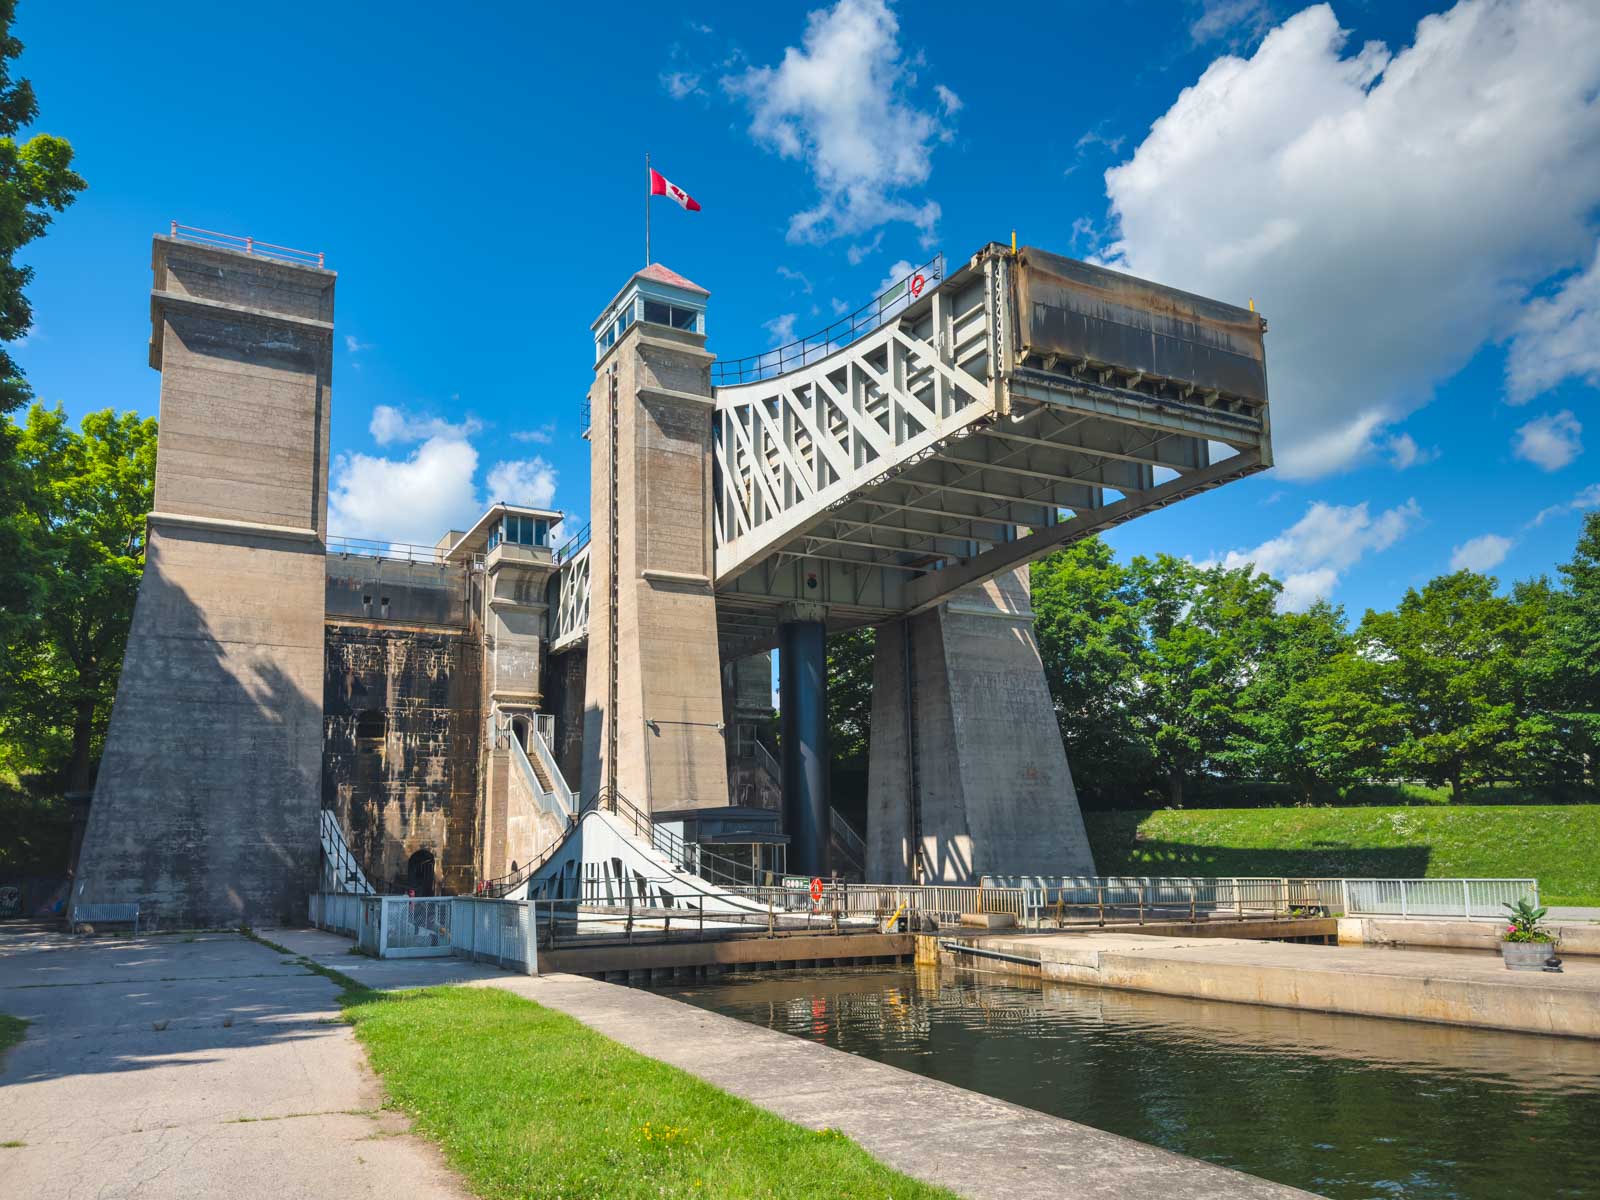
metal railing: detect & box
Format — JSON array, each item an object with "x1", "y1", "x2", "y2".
[
  {"x1": 348, "y1": 894, "x2": 536, "y2": 973},
  {"x1": 555, "y1": 522, "x2": 591, "y2": 565},
  {"x1": 712, "y1": 254, "x2": 945, "y2": 386},
  {"x1": 326, "y1": 535, "x2": 454, "y2": 565},
  {"x1": 169, "y1": 221, "x2": 326, "y2": 268},
  {"x1": 319, "y1": 809, "x2": 375, "y2": 895},
  {"x1": 1342, "y1": 878, "x2": 1538, "y2": 921}
]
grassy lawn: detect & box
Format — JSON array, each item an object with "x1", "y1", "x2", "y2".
[
  {"x1": 344, "y1": 985, "x2": 954, "y2": 1200},
  {"x1": 1084, "y1": 804, "x2": 1600, "y2": 907},
  {"x1": 0, "y1": 1013, "x2": 26, "y2": 1064}
]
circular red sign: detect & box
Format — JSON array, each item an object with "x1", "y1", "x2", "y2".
[
  {"x1": 810, "y1": 877, "x2": 825, "y2": 902},
  {"x1": 909, "y1": 273, "x2": 926, "y2": 297}
]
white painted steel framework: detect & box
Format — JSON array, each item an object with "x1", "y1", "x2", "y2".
[{"x1": 550, "y1": 243, "x2": 1271, "y2": 655}]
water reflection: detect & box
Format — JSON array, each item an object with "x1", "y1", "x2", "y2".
[{"x1": 657, "y1": 965, "x2": 1600, "y2": 1200}]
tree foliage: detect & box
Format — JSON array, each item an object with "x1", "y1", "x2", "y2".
[
  {"x1": 1028, "y1": 520, "x2": 1600, "y2": 808},
  {"x1": 0, "y1": 0, "x2": 86, "y2": 661},
  {"x1": 0, "y1": 404, "x2": 155, "y2": 790}
]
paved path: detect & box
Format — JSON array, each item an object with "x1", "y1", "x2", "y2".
[{"x1": 0, "y1": 927, "x2": 469, "y2": 1200}]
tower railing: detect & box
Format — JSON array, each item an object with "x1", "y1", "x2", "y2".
[
  {"x1": 712, "y1": 254, "x2": 944, "y2": 386},
  {"x1": 167, "y1": 221, "x2": 326, "y2": 268}
]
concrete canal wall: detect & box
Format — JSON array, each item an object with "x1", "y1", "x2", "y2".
[{"x1": 933, "y1": 931, "x2": 1600, "y2": 1039}]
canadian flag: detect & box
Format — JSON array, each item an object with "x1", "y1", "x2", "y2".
[{"x1": 648, "y1": 166, "x2": 701, "y2": 212}]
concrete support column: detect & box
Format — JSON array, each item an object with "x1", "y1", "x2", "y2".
[
  {"x1": 865, "y1": 567, "x2": 1095, "y2": 883},
  {"x1": 779, "y1": 608, "x2": 829, "y2": 878}
]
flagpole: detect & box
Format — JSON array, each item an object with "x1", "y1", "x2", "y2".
[{"x1": 645, "y1": 152, "x2": 651, "y2": 266}]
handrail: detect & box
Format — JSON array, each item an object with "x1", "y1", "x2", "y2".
[
  {"x1": 168, "y1": 221, "x2": 326, "y2": 268},
  {"x1": 712, "y1": 254, "x2": 945, "y2": 387},
  {"x1": 508, "y1": 734, "x2": 571, "y2": 825},
  {"x1": 752, "y1": 739, "x2": 782, "y2": 785},
  {"x1": 554, "y1": 522, "x2": 591, "y2": 565},
  {"x1": 327, "y1": 534, "x2": 452, "y2": 564},
  {"x1": 829, "y1": 808, "x2": 867, "y2": 859},
  {"x1": 527, "y1": 725, "x2": 575, "y2": 816},
  {"x1": 319, "y1": 809, "x2": 376, "y2": 895},
  {"x1": 594, "y1": 786, "x2": 762, "y2": 887}
]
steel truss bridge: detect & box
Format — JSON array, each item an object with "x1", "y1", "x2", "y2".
[{"x1": 549, "y1": 242, "x2": 1271, "y2": 656}]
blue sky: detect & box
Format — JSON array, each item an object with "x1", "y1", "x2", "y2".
[{"x1": 12, "y1": 0, "x2": 1600, "y2": 618}]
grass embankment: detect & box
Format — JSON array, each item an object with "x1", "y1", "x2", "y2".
[
  {"x1": 344, "y1": 985, "x2": 953, "y2": 1200},
  {"x1": 1083, "y1": 805, "x2": 1600, "y2": 906},
  {"x1": 0, "y1": 1013, "x2": 26, "y2": 1061}
]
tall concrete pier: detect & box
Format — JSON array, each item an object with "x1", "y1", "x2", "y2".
[
  {"x1": 72, "y1": 235, "x2": 335, "y2": 927},
  {"x1": 865, "y1": 568, "x2": 1095, "y2": 882},
  {"x1": 580, "y1": 264, "x2": 731, "y2": 816}
]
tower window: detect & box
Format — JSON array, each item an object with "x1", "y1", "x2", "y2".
[{"x1": 355, "y1": 709, "x2": 386, "y2": 747}]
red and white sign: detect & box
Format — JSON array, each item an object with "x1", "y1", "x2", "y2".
[{"x1": 648, "y1": 167, "x2": 701, "y2": 212}]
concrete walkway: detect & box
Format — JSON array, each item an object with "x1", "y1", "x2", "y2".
[{"x1": 0, "y1": 926, "x2": 470, "y2": 1200}]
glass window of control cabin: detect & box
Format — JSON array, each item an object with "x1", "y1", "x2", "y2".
[{"x1": 642, "y1": 299, "x2": 698, "y2": 332}]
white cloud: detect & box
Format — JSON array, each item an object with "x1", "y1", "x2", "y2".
[
  {"x1": 829, "y1": 296, "x2": 850, "y2": 317},
  {"x1": 877, "y1": 259, "x2": 917, "y2": 293},
  {"x1": 846, "y1": 231, "x2": 884, "y2": 266},
  {"x1": 1189, "y1": 0, "x2": 1275, "y2": 45},
  {"x1": 484, "y1": 457, "x2": 558, "y2": 510},
  {"x1": 1208, "y1": 497, "x2": 1422, "y2": 611},
  {"x1": 1513, "y1": 410, "x2": 1583, "y2": 471},
  {"x1": 1384, "y1": 432, "x2": 1439, "y2": 470},
  {"x1": 777, "y1": 265, "x2": 814, "y2": 294},
  {"x1": 1100, "y1": 1, "x2": 1600, "y2": 479},
  {"x1": 661, "y1": 70, "x2": 704, "y2": 100},
  {"x1": 1531, "y1": 481, "x2": 1600, "y2": 527},
  {"x1": 368, "y1": 404, "x2": 483, "y2": 446},
  {"x1": 1507, "y1": 243, "x2": 1600, "y2": 402},
  {"x1": 1450, "y1": 532, "x2": 1514, "y2": 572},
  {"x1": 723, "y1": 0, "x2": 952, "y2": 245},
  {"x1": 344, "y1": 334, "x2": 373, "y2": 353},
  {"x1": 329, "y1": 437, "x2": 481, "y2": 547},
  {"x1": 933, "y1": 83, "x2": 962, "y2": 114},
  {"x1": 764, "y1": 313, "x2": 798, "y2": 345},
  {"x1": 512, "y1": 422, "x2": 556, "y2": 445}
]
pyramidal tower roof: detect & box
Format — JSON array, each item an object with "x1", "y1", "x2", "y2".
[{"x1": 635, "y1": 262, "x2": 709, "y2": 295}]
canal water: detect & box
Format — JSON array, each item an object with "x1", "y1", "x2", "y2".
[{"x1": 654, "y1": 964, "x2": 1600, "y2": 1200}]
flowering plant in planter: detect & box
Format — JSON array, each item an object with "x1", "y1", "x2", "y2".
[
  {"x1": 1501, "y1": 898, "x2": 1556, "y2": 943},
  {"x1": 1500, "y1": 898, "x2": 1562, "y2": 972}
]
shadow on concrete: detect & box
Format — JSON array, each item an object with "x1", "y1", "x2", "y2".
[
  {"x1": 0, "y1": 930, "x2": 346, "y2": 1089},
  {"x1": 72, "y1": 529, "x2": 324, "y2": 929}
]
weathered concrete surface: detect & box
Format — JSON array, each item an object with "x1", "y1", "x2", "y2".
[
  {"x1": 867, "y1": 567, "x2": 1095, "y2": 883},
  {"x1": 1339, "y1": 916, "x2": 1600, "y2": 957},
  {"x1": 940, "y1": 931, "x2": 1600, "y2": 1038},
  {"x1": 73, "y1": 237, "x2": 335, "y2": 929},
  {"x1": 582, "y1": 270, "x2": 729, "y2": 815},
  {"x1": 323, "y1": 622, "x2": 482, "y2": 893},
  {"x1": 0, "y1": 929, "x2": 469, "y2": 1200},
  {"x1": 478, "y1": 971, "x2": 1315, "y2": 1199},
  {"x1": 540, "y1": 929, "x2": 910, "y2": 976}
]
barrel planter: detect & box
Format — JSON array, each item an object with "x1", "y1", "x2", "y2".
[{"x1": 1501, "y1": 940, "x2": 1559, "y2": 971}]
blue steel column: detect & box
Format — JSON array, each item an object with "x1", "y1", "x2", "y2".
[{"x1": 779, "y1": 617, "x2": 830, "y2": 878}]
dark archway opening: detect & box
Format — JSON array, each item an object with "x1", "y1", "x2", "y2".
[{"x1": 407, "y1": 848, "x2": 436, "y2": 896}]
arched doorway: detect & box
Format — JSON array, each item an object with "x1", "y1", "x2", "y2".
[
  {"x1": 407, "y1": 848, "x2": 436, "y2": 896},
  {"x1": 510, "y1": 713, "x2": 532, "y2": 751}
]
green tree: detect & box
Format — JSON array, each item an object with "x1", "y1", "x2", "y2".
[
  {"x1": 1546, "y1": 513, "x2": 1600, "y2": 780},
  {"x1": 0, "y1": 0, "x2": 87, "y2": 654},
  {"x1": 1357, "y1": 571, "x2": 1542, "y2": 800},
  {"x1": 1031, "y1": 538, "x2": 1149, "y2": 803},
  {"x1": 1226, "y1": 600, "x2": 1355, "y2": 802},
  {"x1": 826, "y1": 626, "x2": 876, "y2": 766},
  {"x1": 1126, "y1": 554, "x2": 1281, "y2": 806},
  {"x1": 0, "y1": 404, "x2": 155, "y2": 791}
]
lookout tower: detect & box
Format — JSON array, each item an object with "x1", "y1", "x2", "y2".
[{"x1": 580, "y1": 264, "x2": 731, "y2": 821}]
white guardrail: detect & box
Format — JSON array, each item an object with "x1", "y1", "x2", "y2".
[{"x1": 309, "y1": 893, "x2": 537, "y2": 974}]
